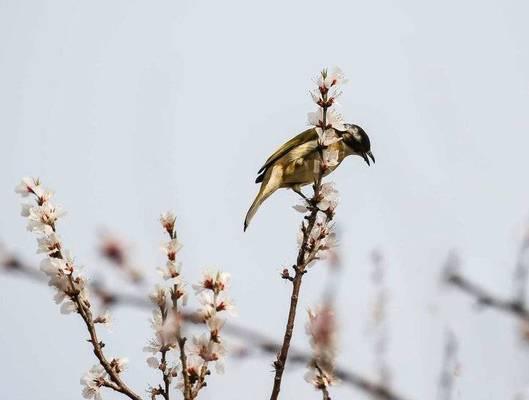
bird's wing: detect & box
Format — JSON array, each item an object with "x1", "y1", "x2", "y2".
[{"x1": 257, "y1": 128, "x2": 319, "y2": 174}]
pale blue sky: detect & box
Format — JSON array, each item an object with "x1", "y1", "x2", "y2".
[{"x1": 1, "y1": 1, "x2": 529, "y2": 399}]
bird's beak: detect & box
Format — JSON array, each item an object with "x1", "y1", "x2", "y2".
[
  {"x1": 367, "y1": 151, "x2": 375, "y2": 164},
  {"x1": 362, "y1": 153, "x2": 370, "y2": 166}
]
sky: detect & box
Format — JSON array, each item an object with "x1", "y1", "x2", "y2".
[{"x1": 1, "y1": 0, "x2": 529, "y2": 399}]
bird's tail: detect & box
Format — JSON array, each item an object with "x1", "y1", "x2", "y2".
[{"x1": 243, "y1": 185, "x2": 277, "y2": 232}]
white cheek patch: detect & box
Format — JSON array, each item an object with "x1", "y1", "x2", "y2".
[{"x1": 350, "y1": 126, "x2": 361, "y2": 141}]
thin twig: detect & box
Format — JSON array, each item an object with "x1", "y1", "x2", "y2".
[
  {"x1": 269, "y1": 68, "x2": 335, "y2": 400},
  {"x1": 159, "y1": 302, "x2": 171, "y2": 400},
  {"x1": 165, "y1": 225, "x2": 192, "y2": 400},
  {"x1": 436, "y1": 330, "x2": 458, "y2": 400},
  {"x1": 177, "y1": 337, "x2": 192, "y2": 400},
  {"x1": 56, "y1": 248, "x2": 141, "y2": 400},
  {"x1": 445, "y1": 270, "x2": 529, "y2": 323},
  {"x1": 270, "y1": 185, "x2": 326, "y2": 400}
]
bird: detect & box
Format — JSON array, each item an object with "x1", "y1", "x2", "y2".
[{"x1": 243, "y1": 123, "x2": 374, "y2": 231}]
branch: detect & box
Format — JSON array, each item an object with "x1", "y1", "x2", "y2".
[
  {"x1": 0, "y1": 254, "x2": 410, "y2": 400},
  {"x1": 444, "y1": 268, "x2": 529, "y2": 323},
  {"x1": 11, "y1": 179, "x2": 142, "y2": 400},
  {"x1": 436, "y1": 330, "x2": 458, "y2": 400},
  {"x1": 270, "y1": 67, "x2": 339, "y2": 400},
  {"x1": 271, "y1": 199, "x2": 325, "y2": 400}
]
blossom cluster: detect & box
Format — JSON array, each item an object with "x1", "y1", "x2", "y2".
[
  {"x1": 304, "y1": 304, "x2": 338, "y2": 392},
  {"x1": 308, "y1": 67, "x2": 348, "y2": 169},
  {"x1": 192, "y1": 270, "x2": 233, "y2": 372},
  {"x1": 145, "y1": 212, "x2": 233, "y2": 399},
  {"x1": 15, "y1": 177, "x2": 87, "y2": 314},
  {"x1": 15, "y1": 177, "x2": 127, "y2": 400},
  {"x1": 81, "y1": 359, "x2": 128, "y2": 400},
  {"x1": 294, "y1": 182, "x2": 339, "y2": 266}
]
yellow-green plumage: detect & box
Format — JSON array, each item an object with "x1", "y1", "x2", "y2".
[{"x1": 244, "y1": 128, "x2": 354, "y2": 231}]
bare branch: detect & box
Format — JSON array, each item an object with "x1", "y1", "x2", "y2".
[
  {"x1": 436, "y1": 329, "x2": 458, "y2": 400},
  {"x1": 443, "y1": 254, "x2": 529, "y2": 323}
]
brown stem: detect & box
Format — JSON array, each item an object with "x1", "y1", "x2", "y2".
[
  {"x1": 165, "y1": 228, "x2": 192, "y2": 400},
  {"x1": 50, "y1": 222, "x2": 142, "y2": 400},
  {"x1": 314, "y1": 363, "x2": 331, "y2": 400},
  {"x1": 269, "y1": 182, "x2": 323, "y2": 400},
  {"x1": 177, "y1": 337, "x2": 192, "y2": 400},
  {"x1": 191, "y1": 364, "x2": 209, "y2": 399},
  {"x1": 269, "y1": 266, "x2": 305, "y2": 400},
  {"x1": 160, "y1": 348, "x2": 170, "y2": 400},
  {"x1": 71, "y1": 277, "x2": 142, "y2": 400},
  {"x1": 269, "y1": 74, "x2": 332, "y2": 400}
]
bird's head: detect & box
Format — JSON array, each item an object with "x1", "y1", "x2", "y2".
[{"x1": 341, "y1": 123, "x2": 375, "y2": 166}]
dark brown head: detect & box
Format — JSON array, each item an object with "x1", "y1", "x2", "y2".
[{"x1": 342, "y1": 123, "x2": 375, "y2": 165}]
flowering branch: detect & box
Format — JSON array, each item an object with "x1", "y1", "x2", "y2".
[
  {"x1": 0, "y1": 248, "x2": 409, "y2": 400},
  {"x1": 14, "y1": 177, "x2": 141, "y2": 400},
  {"x1": 144, "y1": 213, "x2": 232, "y2": 400},
  {"x1": 270, "y1": 68, "x2": 345, "y2": 400}
]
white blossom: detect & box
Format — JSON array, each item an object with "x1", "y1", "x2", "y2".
[
  {"x1": 160, "y1": 211, "x2": 176, "y2": 234},
  {"x1": 177, "y1": 358, "x2": 204, "y2": 392},
  {"x1": 307, "y1": 109, "x2": 324, "y2": 128},
  {"x1": 158, "y1": 260, "x2": 182, "y2": 280},
  {"x1": 191, "y1": 334, "x2": 226, "y2": 373},
  {"x1": 149, "y1": 284, "x2": 168, "y2": 307},
  {"x1": 40, "y1": 257, "x2": 73, "y2": 292},
  {"x1": 322, "y1": 148, "x2": 340, "y2": 169},
  {"x1": 144, "y1": 309, "x2": 180, "y2": 355},
  {"x1": 110, "y1": 357, "x2": 128, "y2": 374},
  {"x1": 80, "y1": 365, "x2": 106, "y2": 400},
  {"x1": 308, "y1": 109, "x2": 345, "y2": 132},
  {"x1": 20, "y1": 203, "x2": 33, "y2": 217},
  {"x1": 193, "y1": 270, "x2": 230, "y2": 295},
  {"x1": 304, "y1": 303, "x2": 338, "y2": 391},
  {"x1": 310, "y1": 90, "x2": 322, "y2": 104},
  {"x1": 318, "y1": 182, "x2": 339, "y2": 212},
  {"x1": 146, "y1": 356, "x2": 160, "y2": 369},
  {"x1": 198, "y1": 291, "x2": 235, "y2": 319},
  {"x1": 319, "y1": 66, "x2": 347, "y2": 89},
  {"x1": 27, "y1": 203, "x2": 65, "y2": 234},
  {"x1": 317, "y1": 128, "x2": 341, "y2": 147},
  {"x1": 37, "y1": 233, "x2": 61, "y2": 254},
  {"x1": 304, "y1": 368, "x2": 336, "y2": 390},
  {"x1": 161, "y1": 238, "x2": 182, "y2": 261},
  {"x1": 14, "y1": 177, "x2": 41, "y2": 197},
  {"x1": 306, "y1": 305, "x2": 337, "y2": 358},
  {"x1": 93, "y1": 310, "x2": 112, "y2": 327},
  {"x1": 150, "y1": 309, "x2": 164, "y2": 332},
  {"x1": 143, "y1": 337, "x2": 163, "y2": 354},
  {"x1": 207, "y1": 315, "x2": 225, "y2": 333},
  {"x1": 60, "y1": 300, "x2": 78, "y2": 314},
  {"x1": 326, "y1": 109, "x2": 345, "y2": 131}
]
